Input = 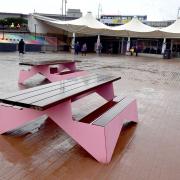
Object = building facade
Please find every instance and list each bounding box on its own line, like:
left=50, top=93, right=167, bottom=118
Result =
left=0, top=12, right=28, bottom=20
left=35, top=9, right=82, bottom=21
left=144, top=20, right=175, bottom=28
left=99, top=14, right=175, bottom=28
left=0, top=10, right=82, bottom=52
left=100, top=15, right=147, bottom=26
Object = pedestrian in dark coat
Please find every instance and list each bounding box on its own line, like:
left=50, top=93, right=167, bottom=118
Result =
left=74, top=42, right=80, bottom=55
left=18, top=39, right=25, bottom=54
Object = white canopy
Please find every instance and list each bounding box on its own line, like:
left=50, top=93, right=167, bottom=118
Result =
left=112, top=17, right=162, bottom=37
left=160, top=18, right=180, bottom=38
left=113, top=17, right=157, bottom=32
left=32, top=13, right=180, bottom=38
left=34, top=12, right=112, bottom=36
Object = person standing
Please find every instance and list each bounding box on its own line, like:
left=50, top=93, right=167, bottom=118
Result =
left=130, top=46, right=134, bottom=56
left=18, top=39, right=25, bottom=55
left=97, top=43, right=103, bottom=55
left=18, top=39, right=25, bottom=61
left=81, top=43, right=87, bottom=56
left=135, top=46, right=139, bottom=56
left=74, top=42, right=80, bottom=55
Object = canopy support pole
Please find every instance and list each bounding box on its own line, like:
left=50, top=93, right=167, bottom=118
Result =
left=72, top=32, right=76, bottom=60
left=117, top=38, right=121, bottom=54
left=96, top=35, right=101, bottom=55
left=170, top=39, right=173, bottom=52
left=161, top=38, right=166, bottom=54
left=121, top=38, right=124, bottom=54
left=126, top=37, right=131, bottom=52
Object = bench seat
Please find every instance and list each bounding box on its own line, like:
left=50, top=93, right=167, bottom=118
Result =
left=92, top=96, right=137, bottom=126
left=77, top=96, right=138, bottom=163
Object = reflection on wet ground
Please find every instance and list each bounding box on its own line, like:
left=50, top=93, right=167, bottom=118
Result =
left=0, top=52, right=180, bottom=180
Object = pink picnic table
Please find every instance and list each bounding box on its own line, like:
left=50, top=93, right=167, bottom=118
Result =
left=18, top=60, right=87, bottom=84
left=0, top=74, right=138, bottom=163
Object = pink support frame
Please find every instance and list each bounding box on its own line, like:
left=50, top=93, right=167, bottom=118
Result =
left=18, top=62, right=87, bottom=84
left=0, top=83, right=138, bottom=163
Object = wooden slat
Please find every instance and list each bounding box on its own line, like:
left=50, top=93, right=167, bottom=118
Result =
left=19, top=60, right=81, bottom=66
left=0, top=75, right=121, bottom=110
left=19, top=76, right=106, bottom=103
left=5, top=74, right=100, bottom=102
left=32, top=76, right=121, bottom=110
left=0, top=73, right=97, bottom=99
left=92, top=97, right=135, bottom=127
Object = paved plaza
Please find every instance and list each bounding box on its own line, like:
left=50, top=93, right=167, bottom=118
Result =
left=0, top=52, right=180, bottom=179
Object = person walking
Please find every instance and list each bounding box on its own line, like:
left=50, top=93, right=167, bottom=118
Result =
left=18, top=39, right=25, bottom=61
left=97, top=43, right=103, bottom=55
left=18, top=39, right=25, bottom=54
left=130, top=46, right=134, bottom=56
left=74, top=42, right=80, bottom=55
left=81, top=43, right=87, bottom=56
left=135, top=46, right=139, bottom=56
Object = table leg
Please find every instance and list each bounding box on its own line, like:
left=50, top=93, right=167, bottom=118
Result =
left=46, top=100, right=115, bottom=163
left=37, top=64, right=86, bottom=82
left=0, top=99, right=120, bottom=163
left=96, top=82, right=115, bottom=101
left=57, top=64, right=66, bottom=73
left=18, top=67, right=39, bottom=84
left=18, top=66, right=50, bottom=84
left=58, top=62, right=76, bottom=73
left=0, top=104, right=44, bottom=134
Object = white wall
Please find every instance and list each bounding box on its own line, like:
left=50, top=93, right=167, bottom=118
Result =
left=28, top=14, right=64, bottom=34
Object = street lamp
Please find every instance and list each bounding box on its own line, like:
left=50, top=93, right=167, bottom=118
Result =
left=64, top=0, right=67, bottom=20
left=97, top=3, right=102, bottom=19
left=178, top=7, right=180, bottom=18
left=61, top=0, right=67, bottom=20
left=62, top=0, right=64, bottom=17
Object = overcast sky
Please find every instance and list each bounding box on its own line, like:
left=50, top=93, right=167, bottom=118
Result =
left=1, top=0, right=180, bottom=21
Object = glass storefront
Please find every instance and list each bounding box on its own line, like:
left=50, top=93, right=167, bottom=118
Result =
left=171, top=40, right=180, bottom=58
left=130, top=38, right=163, bottom=54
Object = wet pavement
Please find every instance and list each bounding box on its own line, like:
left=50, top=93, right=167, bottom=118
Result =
left=0, top=52, right=180, bottom=180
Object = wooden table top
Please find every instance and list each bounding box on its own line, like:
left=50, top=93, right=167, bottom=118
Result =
left=0, top=74, right=121, bottom=110
left=19, top=60, right=81, bottom=66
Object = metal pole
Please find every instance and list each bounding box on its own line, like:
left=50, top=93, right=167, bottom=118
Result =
left=72, top=32, right=76, bottom=61
left=34, top=24, right=37, bottom=40
left=177, top=7, right=180, bottom=18
left=121, top=38, right=124, bottom=54
left=118, top=38, right=121, bottom=54
left=64, top=0, right=67, bottom=20
left=98, top=3, right=100, bottom=19
left=161, top=38, right=166, bottom=54
left=97, top=3, right=102, bottom=19
left=2, top=24, right=4, bottom=39
left=170, top=39, right=173, bottom=51
left=126, top=37, right=130, bottom=52
left=62, top=0, right=64, bottom=17
left=72, top=32, right=75, bottom=49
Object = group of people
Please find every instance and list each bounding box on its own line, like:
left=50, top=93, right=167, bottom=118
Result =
left=74, top=41, right=103, bottom=56
left=74, top=42, right=87, bottom=56
left=130, top=46, right=139, bottom=56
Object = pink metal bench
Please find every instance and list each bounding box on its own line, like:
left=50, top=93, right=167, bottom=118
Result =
left=18, top=60, right=87, bottom=84
left=0, top=74, right=138, bottom=163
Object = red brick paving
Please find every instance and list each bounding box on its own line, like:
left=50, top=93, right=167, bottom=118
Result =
left=0, top=52, right=180, bottom=180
